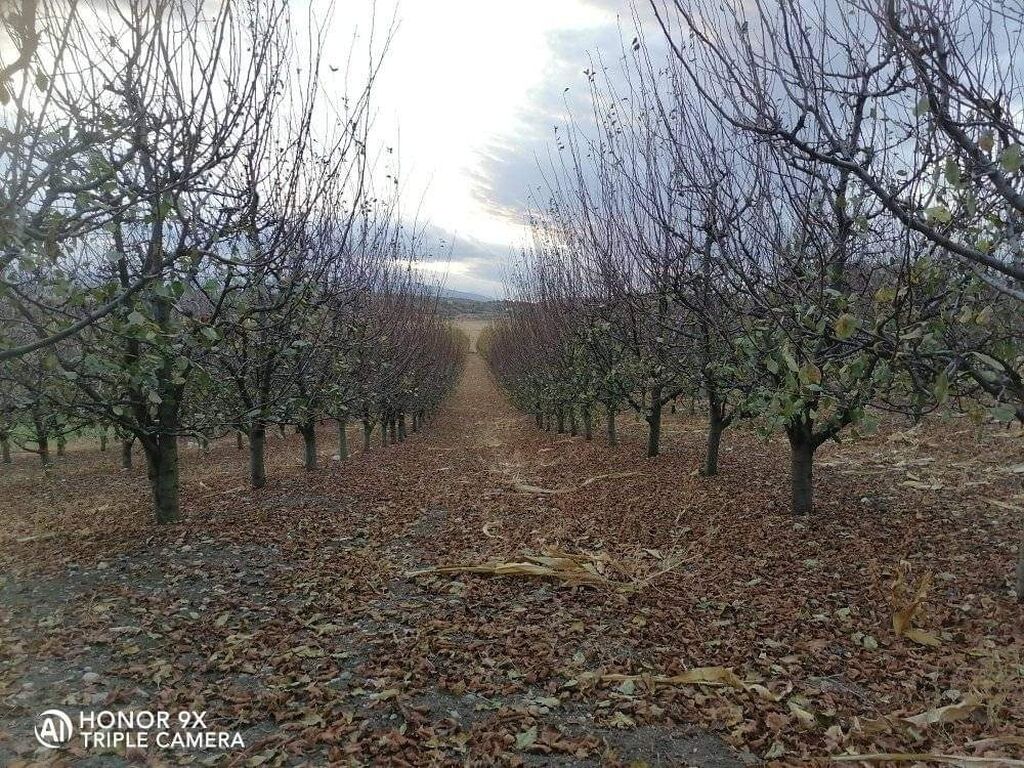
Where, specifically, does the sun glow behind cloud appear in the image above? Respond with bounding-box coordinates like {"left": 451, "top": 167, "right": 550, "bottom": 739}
{"left": 313, "top": 0, "right": 620, "bottom": 296}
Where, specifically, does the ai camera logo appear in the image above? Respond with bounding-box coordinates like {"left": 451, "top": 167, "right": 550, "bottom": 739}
{"left": 35, "top": 709, "right": 74, "bottom": 749}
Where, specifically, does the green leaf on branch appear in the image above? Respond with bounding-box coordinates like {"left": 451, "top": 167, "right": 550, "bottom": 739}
{"left": 943, "top": 159, "right": 961, "bottom": 186}
{"left": 874, "top": 285, "right": 897, "bottom": 304}
{"left": 834, "top": 313, "right": 858, "bottom": 340}
{"left": 799, "top": 362, "right": 822, "bottom": 386}
{"left": 782, "top": 348, "right": 799, "bottom": 373}
{"left": 999, "top": 144, "right": 1022, "bottom": 173}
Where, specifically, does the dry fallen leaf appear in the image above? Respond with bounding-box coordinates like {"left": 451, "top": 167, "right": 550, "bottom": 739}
{"left": 903, "top": 696, "right": 982, "bottom": 728}
{"left": 890, "top": 561, "right": 942, "bottom": 647}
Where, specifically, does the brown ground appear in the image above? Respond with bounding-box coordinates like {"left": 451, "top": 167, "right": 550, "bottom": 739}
{"left": 0, "top": 321, "right": 1021, "bottom": 766}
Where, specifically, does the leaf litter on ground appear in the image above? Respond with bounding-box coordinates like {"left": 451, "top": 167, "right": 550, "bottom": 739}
{"left": 0, "top": 338, "right": 1021, "bottom": 766}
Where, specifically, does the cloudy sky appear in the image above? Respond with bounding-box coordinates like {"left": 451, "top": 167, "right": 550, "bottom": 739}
{"left": 323, "top": 0, "right": 655, "bottom": 298}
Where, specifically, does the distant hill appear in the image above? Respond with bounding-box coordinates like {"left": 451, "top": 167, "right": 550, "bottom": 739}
{"left": 438, "top": 296, "right": 503, "bottom": 319}
{"left": 436, "top": 287, "right": 496, "bottom": 302}
{"left": 413, "top": 284, "right": 502, "bottom": 318}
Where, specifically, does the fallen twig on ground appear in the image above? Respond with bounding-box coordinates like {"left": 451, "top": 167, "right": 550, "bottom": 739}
{"left": 831, "top": 753, "right": 1024, "bottom": 766}
{"left": 513, "top": 471, "right": 637, "bottom": 494}
{"left": 407, "top": 547, "right": 614, "bottom": 587}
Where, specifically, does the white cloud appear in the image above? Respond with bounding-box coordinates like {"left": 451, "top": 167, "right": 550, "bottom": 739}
{"left": 312, "top": 0, "right": 656, "bottom": 295}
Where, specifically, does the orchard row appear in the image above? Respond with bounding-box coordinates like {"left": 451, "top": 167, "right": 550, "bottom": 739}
{"left": 0, "top": 1, "right": 465, "bottom": 522}
{"left": 482, "top": 0, "right": 1022, "bottom": 519}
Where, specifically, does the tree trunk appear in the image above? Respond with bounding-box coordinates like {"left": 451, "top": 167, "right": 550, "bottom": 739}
{"left": 56, "top": 436, "right": 66, "bottom": 457}
{"left": 569, "top": 408, "right": 578, "bottom": 436}
{"left": 583, "top": 408, "right": 593, "bottom": 440}
{"left": 412, "top": 414, "right": 419, "bottom": 433}
{"left": 301, "top": 420, "right": 317, "bottom": 470}
{"left": 0, "top": 435, "right": 10, "bottom": 463}
{"left": 37, "top": 429, "right": 50, "bottom": 466}
{"left": 704, "top": 420, "right": 724, "bottom": 476}
{"left": 703, "top": 401, "right": 726, "bottom": 477}
{"left": 535, "top": 412, "right": 543, "bottom": 429}
{"left": 398, "top": 413, "right": 406, "bottom": 442}
{"left": 1016, "top": 536, "right": 1024, "bottom": 603}
{"left": 337, "top": 417, "right": 349, "bottom": 460}
{"left": 139, "top": 280, "right": 183, "bottom": 525}
{"left": 250, "top": 426, "right": 266, "bottom": 489}
{"left": 606, "top": 408, "right": 617, "bottom": 446}
{"left": 788, "top": 430, "right": 815, "bottom": 515}
{"left": 646, "top": 389, "right": 662, "bottom": 457}
{"left": 236, "top": 430, "right": 244, "bottom": 450}
{"left": 381, "top": 419, "right": 389, "bottom": 447}
{"left": 556, "top": 410, "right": 565, "bottom": 433}
{"left": 121, "top": 438, "right": 133, "bottom": 470}
{"left": 389, "top": 418, "right": 398, "bottom": 444}
{"left": 144, "top": 436, "right": 180, "bottom": 524}
{"left": 99, "top": 430, "right": 108, "bottom": 452}
{"left": 363, "top": 419, "right": 373, "bottom": 452}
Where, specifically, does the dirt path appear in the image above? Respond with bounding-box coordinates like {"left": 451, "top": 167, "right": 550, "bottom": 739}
{"left": 2, "top": 322, "right": 1021, "bottom": 766}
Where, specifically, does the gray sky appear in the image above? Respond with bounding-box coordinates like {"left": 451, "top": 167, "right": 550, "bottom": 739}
{"left": 1, "top": 0, "right": 655, "bottom": 297}
{"left": 322, "top": 0, "right": 652, "bottom": 297}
